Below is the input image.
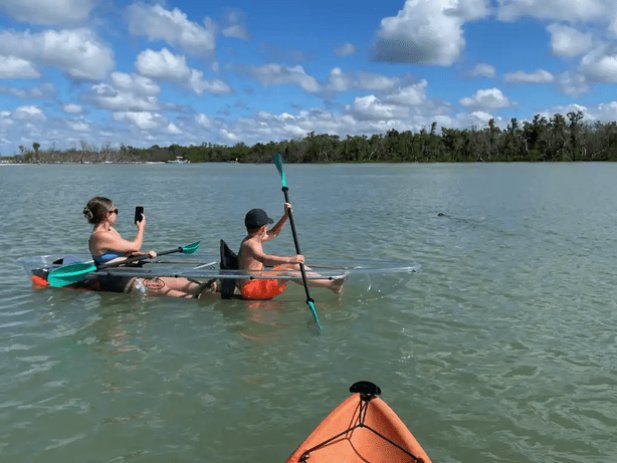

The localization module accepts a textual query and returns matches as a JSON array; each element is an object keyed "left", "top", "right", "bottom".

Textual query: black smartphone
[{"left": 134, "top": 206, "right": 144, "bottom": 223}]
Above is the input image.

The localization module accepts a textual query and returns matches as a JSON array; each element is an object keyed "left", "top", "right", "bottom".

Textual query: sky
[{"left": 1, "top": 0, "right": 617, "bottom": 156}]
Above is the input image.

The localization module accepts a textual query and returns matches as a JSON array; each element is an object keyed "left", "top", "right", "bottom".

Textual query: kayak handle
[{"left": 350, "top": 381, "right": 381, "bottom": 400}]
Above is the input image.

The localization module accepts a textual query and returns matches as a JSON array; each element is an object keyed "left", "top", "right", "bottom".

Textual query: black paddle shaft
[
  {"left": 282, "top": 188, "right": 302, "bottom": 254},
  {"left": 97, "top": 246, "right": 184, "bottom": 270},
  {"left": 282, "top": 187, "right": 313, "bottom": 302}
]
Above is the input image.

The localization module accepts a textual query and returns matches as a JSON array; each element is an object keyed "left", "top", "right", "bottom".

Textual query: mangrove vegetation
[{"left": 7, "top": 111, "right": 617, "bottom": 164}]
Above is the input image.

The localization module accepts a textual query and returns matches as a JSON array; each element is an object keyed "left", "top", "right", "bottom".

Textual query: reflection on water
[{"left": 1, "top": 163, "right": 617, "bottom": 462}]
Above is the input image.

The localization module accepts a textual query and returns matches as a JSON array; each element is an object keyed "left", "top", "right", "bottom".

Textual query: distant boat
[{"left": 166, "top": 156, "right": 190, "bottom": 164}]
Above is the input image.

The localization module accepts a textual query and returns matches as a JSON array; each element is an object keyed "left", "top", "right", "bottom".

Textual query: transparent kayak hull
[{"left": 17, "top": 254, "right": 418, "bottom": 300}]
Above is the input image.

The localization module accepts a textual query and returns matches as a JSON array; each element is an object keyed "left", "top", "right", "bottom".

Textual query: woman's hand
[
  {"left": 136, "top": 213, "right": 147, "bottom": 230},
  {"left": 147, "top": 250, "right": 157, "bottom": 258}
]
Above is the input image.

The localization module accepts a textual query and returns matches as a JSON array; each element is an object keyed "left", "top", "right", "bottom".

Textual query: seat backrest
[{"left": 220, "top": 239, "right": 238, "bottom": 299}]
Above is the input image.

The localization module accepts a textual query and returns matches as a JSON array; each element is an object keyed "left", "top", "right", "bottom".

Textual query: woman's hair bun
[{"left": 83, "top": 207, "right": 94, "bottom": 222}]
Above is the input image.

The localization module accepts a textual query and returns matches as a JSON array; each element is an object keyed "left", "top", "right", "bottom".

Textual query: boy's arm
[
  {"left": 243, "top": 240, "right": 303, "bottom": 267},
  {"left": 265, "top": 203, "right": 291, "bottom": 241}
]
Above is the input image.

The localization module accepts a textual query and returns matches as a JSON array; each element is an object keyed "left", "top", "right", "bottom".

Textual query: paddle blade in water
[{"left": 307, "top": 300, "right": 322, "bottom": 331}]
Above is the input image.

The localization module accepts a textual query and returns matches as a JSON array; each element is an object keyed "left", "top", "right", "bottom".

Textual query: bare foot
[
  {"left": 330, "top": 276, "right": 345, "bottom": 295},
  {"left": 195, "top": 279, "right": 218, "bottom": 299}
]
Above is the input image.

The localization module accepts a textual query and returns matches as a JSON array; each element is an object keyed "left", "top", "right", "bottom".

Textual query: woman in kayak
[
  {"left": 83, "top": 196, "right": 213, "bottom": 298},
  {"left": 237, "top": 203, "right": 344, "bottom": 300}
]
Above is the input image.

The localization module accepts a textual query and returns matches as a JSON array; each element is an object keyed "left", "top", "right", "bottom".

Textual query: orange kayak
[{"left": 286, "top": 381, "right": 432, "bottom": 463}]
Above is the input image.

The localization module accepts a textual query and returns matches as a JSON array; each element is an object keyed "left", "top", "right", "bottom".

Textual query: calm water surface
[{"left": 1, "top": 163, "right": 616, "bottom": 462}]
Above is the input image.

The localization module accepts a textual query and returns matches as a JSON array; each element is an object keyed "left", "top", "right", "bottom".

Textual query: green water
[{"left": 1, "top": 163, "right": 616, "bottom": 462}]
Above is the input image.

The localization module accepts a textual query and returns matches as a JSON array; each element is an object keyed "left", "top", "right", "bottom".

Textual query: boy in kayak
[{"left": 237, "top": 203, "right": 344, "bottom": 300}]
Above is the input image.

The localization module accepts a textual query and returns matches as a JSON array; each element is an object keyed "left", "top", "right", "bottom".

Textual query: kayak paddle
[
  {"left": 273, "top": 153, "right": 321, "bottom": 330},
  {"left": 48, "top": 240, "right": 201, "bottom": 288}
]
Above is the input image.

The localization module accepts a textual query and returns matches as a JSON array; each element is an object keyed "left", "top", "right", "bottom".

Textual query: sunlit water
[{"left": 1, "top": 162, "right": 616, "bottom": 462}]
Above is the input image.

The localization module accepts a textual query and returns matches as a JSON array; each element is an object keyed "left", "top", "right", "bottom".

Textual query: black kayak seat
[{"left": 219, "top": 239, "right": 238, "bottom": 299}]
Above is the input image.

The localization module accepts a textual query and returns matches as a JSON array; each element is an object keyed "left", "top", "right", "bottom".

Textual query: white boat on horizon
[{"left": 166, "top": 156, "right": 190, "bottom": 164}]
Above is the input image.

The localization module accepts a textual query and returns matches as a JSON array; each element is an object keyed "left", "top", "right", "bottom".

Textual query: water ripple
[{"left": 1, "top": 164, "right": 617, "bottom": 462}]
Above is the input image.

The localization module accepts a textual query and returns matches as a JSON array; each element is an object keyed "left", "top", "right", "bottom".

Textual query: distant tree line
[{"left": 9, "top": 111, "right": 617, "bottom": 164}]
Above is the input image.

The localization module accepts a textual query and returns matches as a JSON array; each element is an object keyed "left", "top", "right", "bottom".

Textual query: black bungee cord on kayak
[{"left": 297, "top": 381, "right": 425, "bottom": 463}]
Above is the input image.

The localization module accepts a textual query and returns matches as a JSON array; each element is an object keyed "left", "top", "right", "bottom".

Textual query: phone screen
[{"left": 134, "top": 206, "right": 144, "bottom": 223}]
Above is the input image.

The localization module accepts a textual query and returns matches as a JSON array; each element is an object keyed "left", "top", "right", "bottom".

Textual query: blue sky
[{"left": 1, "top": 0, "right": 617, "bottom": 155}]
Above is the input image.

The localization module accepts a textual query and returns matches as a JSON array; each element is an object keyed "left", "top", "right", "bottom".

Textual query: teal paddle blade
[
  {"left": 307, "top": 300, "right": 322, "bottom": 331},
  {"left": 46, "top": 240, "right": 200, "bottom": 288},
  {"left": 180, "top": 240, "right": 200, "bottom": 255},
  {"left": 48, "top": 262, "right": 97, "bottom": 288},
  {"left": 273, "top": 153, "right": 287, "bottom": 189}
]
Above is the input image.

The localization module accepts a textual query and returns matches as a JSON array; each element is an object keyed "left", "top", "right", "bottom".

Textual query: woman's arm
[{"left": 92, "top": 217, "right": 147, "bottom": 254}]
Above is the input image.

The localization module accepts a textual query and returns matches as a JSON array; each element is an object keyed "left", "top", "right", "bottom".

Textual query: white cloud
[
  {"left": 195, "top": 113, "right": 212, "bottom": 128},
  {"left": 136, "top": 48, "right": 231, "bottom": 95},
  {"left": 0, "top": 83, "right": 54, "bottom": 98},
  {"left": 87, "top": 72, "right": 159, "bottom": 111},
  {"left": 0, "top": 55, "right": 39, "bottom": 78},
  {"left": 126, "top": 3, "right": 216, "bottom": 55},
  {"left": 334, "top": 43, "right": 356, "bottom": 57},
  {"left": 249, "top": 64, "right": 320, "bottom": 93},
  {"left": 221, "top": 9, "right": 249, "bottom": 39},
  {"left": 557, "top": 71, "right": 589, "bottom": 96},
  {"left": 504, "top": 69, "right": 554, "bottom": 83},
  {"left": 386, "top": 81, "right": 428, "bottom": 106},
  {"left": 220, "top": 128, "right": 239, "bottom": 141},
  {"left": 445, "top": 0, "right": 491, "bottom": 20},
  {"left": 222, "top": 25, "right": 248, "bottom": 40},
  {"left": 66, "top": 119, "right": 90, "bottom": 131},
  {"left": 111, "top": 72, "right": 159, "bottom": 97},
  {"left": 13, "top": 105, "right": 46, "bottom": 121},
  {"left": 188, "top": 70, "right": 231, "bottom": 95},
  {"left": 374, "top": 0, "right": 489, "bottom": 65},
  {"left": 136, "top": 48, "right": 191, "bottom": 80},
  {"left": 611, "top": 16, "right": 617, "bottom": 37},
  {"left": 0, "top": 0, "right": 96, "bottom": 25},
  {"left": 469, "top": 110, "right": 494, "bottom": 124},
  {"left": 167, "top": 122, "right": 182, "bottom": 134},
  {"left": 357, "top": 72, "right": 399, "bottom": 91},
  {"left": 595, "top": 101, "right": 617, "bottom": 119},
  {"left": 227, "top": 109, "right": 348, "bottom": 143},
  {"left": 470, "top": 63, "right": 496, "bottom": 78},
  {"left": 63, "top": 104, "right": 82, "bottom": 114},
  {"left": 113, "top": 111, "right": 166, "bottom": 131},
  {"left": 0, "top": 29, "right": 114, "bottom": 80},
  {"left": 347, "top": 95, "right": 407, "bottom": 121},
  {"left": 497, "top": 0, "right": 608, "bottom": 22},
  {"left": 324, "top": 68, "right": 354, "bottom": 93},
  {"left": 547, "top": 24, "right": 593, "bottom": 57},
  {"left": 460, "top": 88, "right": 511, "bottom": 109},
  {"left": 323, "top": 68, "right": 400, "bottom": 93},
  {"left": 579, "top": 48, "right": 617, "bottom": 82}
]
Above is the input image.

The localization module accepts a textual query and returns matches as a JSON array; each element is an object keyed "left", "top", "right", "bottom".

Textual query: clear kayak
[
  {"left": 287, "top": 381, "right": 432, "bottom": 463},
  {"left": 17, "top": 254, "right": 418, "bottom": 299}
]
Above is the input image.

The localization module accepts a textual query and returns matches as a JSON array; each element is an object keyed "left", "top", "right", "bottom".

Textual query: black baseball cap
[{"left": 244, "top": 208, "right": 274, "bottom": 228}]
